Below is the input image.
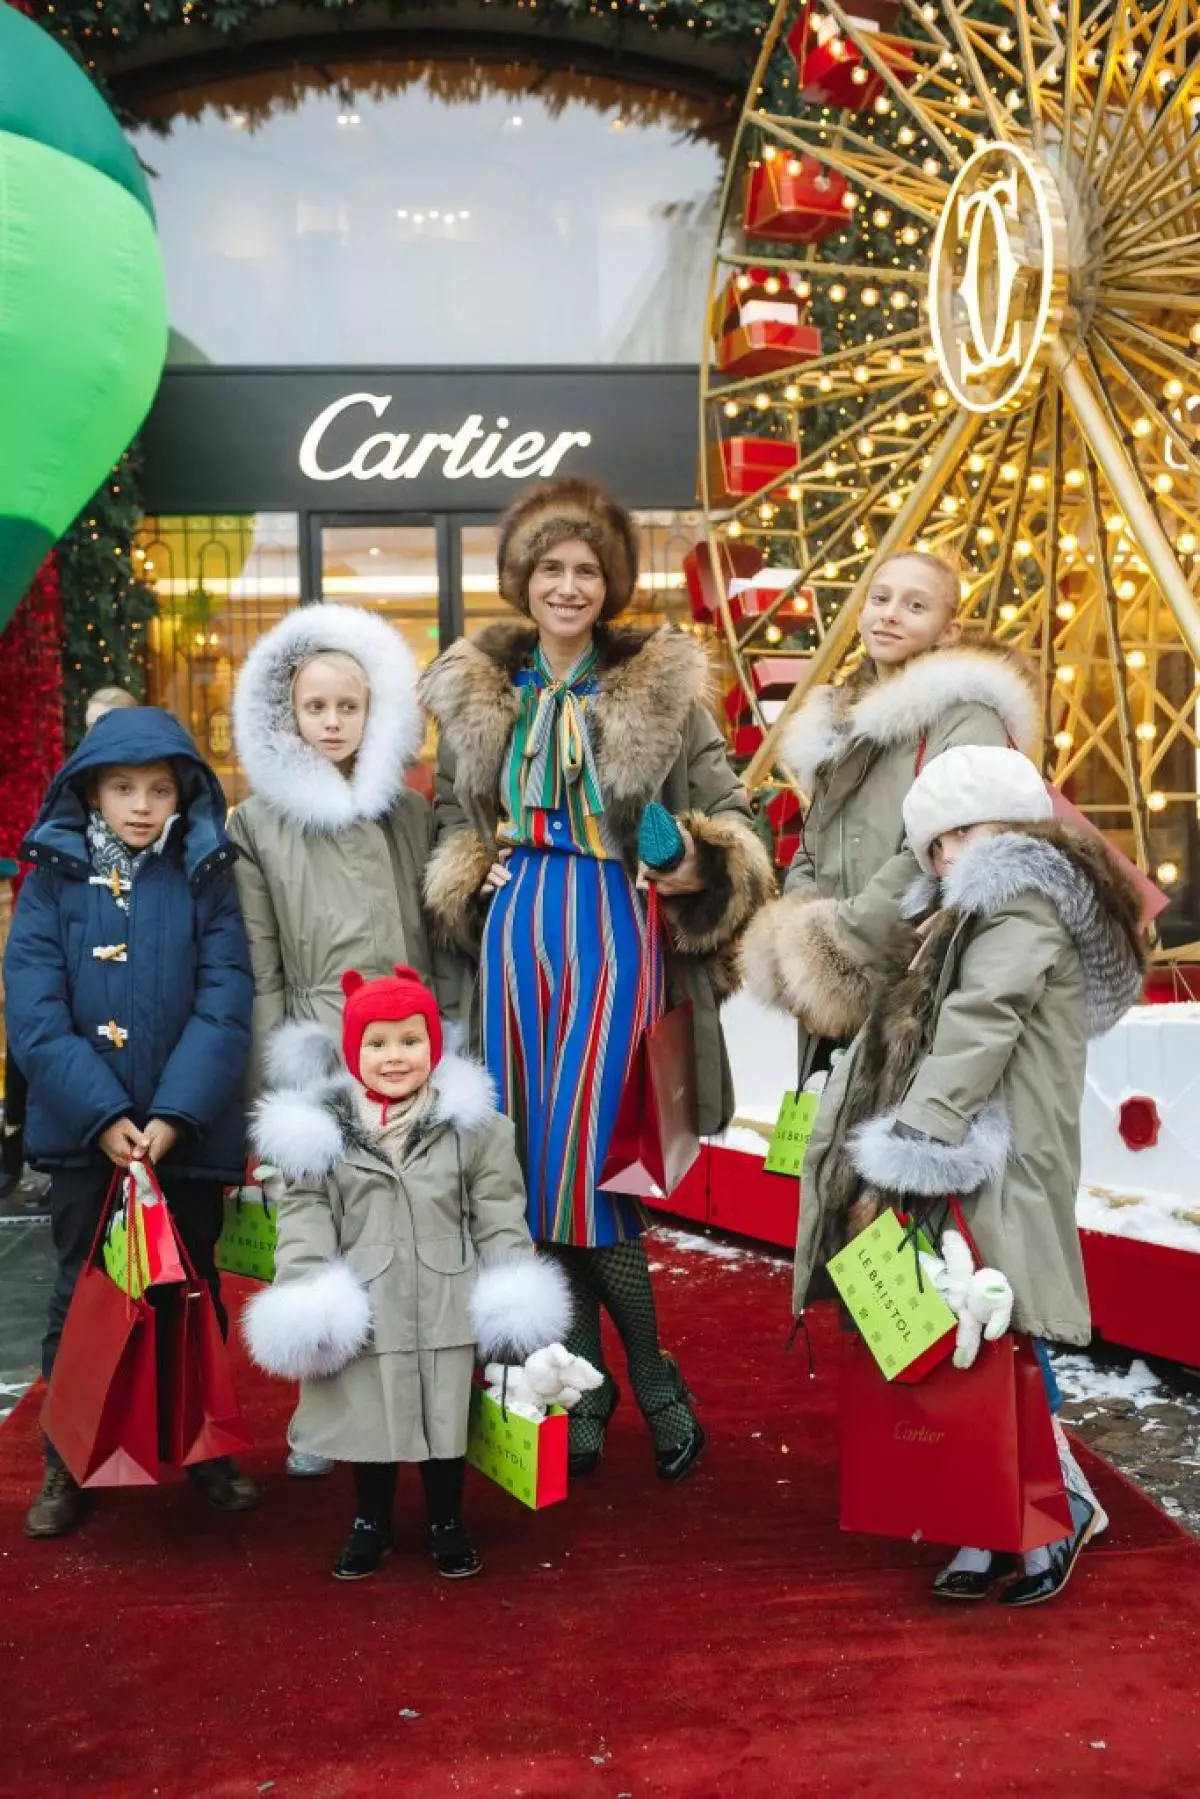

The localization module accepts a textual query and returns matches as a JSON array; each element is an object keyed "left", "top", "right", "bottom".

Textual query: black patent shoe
[
  {"left": 567, "top": 1378, "right": 621, "bottom": 1478},
  {"left": 332, "top": 1517, "right": 394, "bottom": 1581},
  {"left": 429, "top": 1519, "right": 483, "bottom": 1579},
  {"left": 932, "top": 1552, "right": 1018, "bottom": 1600},
  {"left": 646, "top": 1354, "right": 705, "bottom": 1482},
  {"left": 1000, "top": 1494, "right": 1098, "bottom": 1609}
]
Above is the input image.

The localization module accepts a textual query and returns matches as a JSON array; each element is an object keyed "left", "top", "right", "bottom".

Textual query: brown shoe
[
  {"left": 188, "top": 1457, "right": 261, "bottom": 1513},
  {"left": 25, "top": 1464, "right": 85, "bottom": 1539}
]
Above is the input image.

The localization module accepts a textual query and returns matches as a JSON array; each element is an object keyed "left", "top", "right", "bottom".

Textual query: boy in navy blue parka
[{"left": 4, "top": 707, "right": 258, "bottom": 1537}]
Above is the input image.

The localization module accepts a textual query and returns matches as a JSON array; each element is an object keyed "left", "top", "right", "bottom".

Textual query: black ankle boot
[
  {"left": 332, "top": 1517, "right": 393, "bottom": 1581},
  {"left": 429, "top": 1519, "right": 483, "bottom": 1579},
  {"left": 644, "top": 1354, "right": 705, "bottom": 1482},
  {"left": 567, "top": 1378, "right": 621, "bottom": 1478}
]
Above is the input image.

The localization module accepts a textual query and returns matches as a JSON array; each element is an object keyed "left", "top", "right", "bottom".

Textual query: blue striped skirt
[{"left": 480, "top": 848, "right": 659, "bottom": 1248}]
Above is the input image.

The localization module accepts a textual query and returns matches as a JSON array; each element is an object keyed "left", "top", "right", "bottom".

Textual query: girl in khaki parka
[
  {"left": 794, "top": 747, "right": 1146, "bottom": 1609},
  {"left": 244, "top": 966, "right": 574, "bottom": 1582},
  {"left": 229, "top": 602, "right": 462, "bottom": 1477},
  {"left": 229, "top": 602, "right": 461, "bottom": 1088},
  {"left": 742, "top": 552, "right": 1039, "bottom": 1077}
]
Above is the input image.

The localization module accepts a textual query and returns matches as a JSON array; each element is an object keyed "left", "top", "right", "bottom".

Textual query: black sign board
[{"left": 140, "top": 366, "right": 701, "bottom": 515}]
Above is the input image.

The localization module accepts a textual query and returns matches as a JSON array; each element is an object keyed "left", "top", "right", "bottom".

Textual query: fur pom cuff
[
  {"left": 739, "top": 891, "right": 871, "bottom": 1035},
  {"left": 468, "top": 1253, "right": 572, "bottom": 1362},
  {"left": 849, "top": 1104, "right": 1012, "bottom": 1198},
  {"left": 243, "top": 1261, "right": 371, "bottom": 1379},
  {"left": 252, "top": 1085, "right": 347, "bottom": 1183},
  {"left": 663, "top": 812, "right": 776, "bottom": 958},
  {"left": 424, "top": 828, "right": 493, "bottom": 953}
]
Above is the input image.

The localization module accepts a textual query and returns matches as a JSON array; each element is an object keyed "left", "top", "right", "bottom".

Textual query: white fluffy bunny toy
[
  {"left": 919, "top": 1230, "right": 1014, "bottom": 1370},
  {"left": 484, "top": 1345, "right": 605, "bottom": 1423}
]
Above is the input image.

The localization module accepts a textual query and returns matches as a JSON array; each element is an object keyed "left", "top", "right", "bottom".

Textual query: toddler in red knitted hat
[{"left": 244, "top": 965, "right": 599, "bottom": 1582}]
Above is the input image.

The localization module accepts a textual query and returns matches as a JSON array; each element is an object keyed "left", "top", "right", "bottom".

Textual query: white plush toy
[
  {"left": 483, "top": 1345, "right": 604, "bottom": 1421},
  {"left": 919, "top": 1230, "right": 1014, "bottom": 1370}
]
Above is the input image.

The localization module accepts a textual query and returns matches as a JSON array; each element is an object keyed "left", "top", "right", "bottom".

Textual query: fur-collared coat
[
  {"left": 742, "top": 644, "right": 1039, "bottom": 1046},
  {"left": 419, "top": 623, "right": 775, "bottom": 1136},
  {"left": 794, "top": 823, "right": 1147, "bottom": 1344},
  {"left": 243, "top": 1024, "right": 569, "bottom": 1464},
  {"left": 227, "top": 604, "right": 463, "bottom": 1092}
]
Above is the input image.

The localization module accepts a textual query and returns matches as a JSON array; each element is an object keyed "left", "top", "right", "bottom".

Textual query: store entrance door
[{"left": 307, "top": 514, "right": 506, "bottom": 675}]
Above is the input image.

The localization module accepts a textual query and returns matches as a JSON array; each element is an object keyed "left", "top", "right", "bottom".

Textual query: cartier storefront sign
[{"left": 141, "top": 367, "right": 700, "bottom": 514}]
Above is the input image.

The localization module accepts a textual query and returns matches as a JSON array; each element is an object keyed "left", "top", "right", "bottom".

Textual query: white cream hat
[{"left": 903, "top": 744, "right": 1053, "bottom": 873}]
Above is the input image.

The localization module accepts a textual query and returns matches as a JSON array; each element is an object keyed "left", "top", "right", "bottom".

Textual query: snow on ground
[{"left": 1051, "top": 1352, "right": 1165, "bottom": 1408}]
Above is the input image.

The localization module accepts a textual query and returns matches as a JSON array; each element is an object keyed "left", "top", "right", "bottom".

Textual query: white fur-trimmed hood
[
  {"left": 233, "top": 603, "right": 422, "bottom": 832},
  {"left": 252, "top": 1021, "right": 498, "bottom": 1182},
  {"left": 783, "top": 645, "right": 1038, "bottom": 789},
  {"left": 902, "top": 824, "right": 1147, "bottom": 1037}
]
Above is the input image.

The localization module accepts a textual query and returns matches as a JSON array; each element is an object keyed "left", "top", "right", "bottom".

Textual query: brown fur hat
[{"left": 496, "top": 477, "right": 639, "bottom": 619}]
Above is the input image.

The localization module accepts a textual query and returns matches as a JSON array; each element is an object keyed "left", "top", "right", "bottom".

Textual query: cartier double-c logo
[
  {"left": 956, "top": 171, "right": 1022, "bottom": 379},
  {"left": 929, "top": 142, "right": 1067, "bottom": 414}
]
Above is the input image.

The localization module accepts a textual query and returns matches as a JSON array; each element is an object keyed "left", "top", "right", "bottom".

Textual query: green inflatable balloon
[{"left": 0, "top": 8, "right": 168, "bottom": 628}]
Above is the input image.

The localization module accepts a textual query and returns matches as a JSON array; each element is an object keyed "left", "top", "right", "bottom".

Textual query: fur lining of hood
[
  {"left": 252, "top": 1022, "right": 498, "bottom": 1182},
  {"left": 419, "top": 622, "right": 710, "bottom": 808},
  {"left": 783, "top": 644, "right": 1039, "bottom": 790},
  {"left": 233, "top": 604, "right": 422, "bottom": 832},
  {"left": 904, "top": 821, "right": 1148, "bottom": 1037}
]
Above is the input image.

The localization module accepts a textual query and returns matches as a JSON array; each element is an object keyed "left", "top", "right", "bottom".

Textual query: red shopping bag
[
  {"left": 838, "top": 1331, "right": 1073, "bottom": 1552},
  {"left": 599, "top": 886, "right": 701, "bottom": 1198},
  {"left": 41, "top": 1175, "right": 160, "bottom": 1487},
  {"left": 102, "top": 1160, "right": 187, "bottom": 1297},
  {"left": 158, "top": 1246, "right": 253, "bottom": 1468}
]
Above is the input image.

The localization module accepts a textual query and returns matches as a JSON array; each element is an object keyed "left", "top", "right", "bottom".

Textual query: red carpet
[{"left": 2, "top": 1235, "right": 1199, "bottom": 1798}]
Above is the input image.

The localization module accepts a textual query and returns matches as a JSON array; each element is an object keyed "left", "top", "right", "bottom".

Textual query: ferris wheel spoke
[
  {"left": 1092, "top": 331, "right": 1200, "bottom": 484},
  {"left": 1076, "top": 0, "right": 1135, "bottom": 174},
  {"left": 1080, "top": 447, "right": 1155, "bottom": 866},
  {"left": 1102, "top": 118, "right": 1200, "bottom": 235},
  {"left": 938, "top": 3, "right": 1015, "bottom": 142},
  {"left": 1093, "top": 0, "right": 1189, "bottom": 201},
  {"left": 818, "top": 0, "right": 965, "bottom": 167},
  {"left": 747, "top": 114, "right": 944, "bottom": 223},
  {"left": 1107, "top": 177, "right": 1200, "bottom": 261},
  {"left": 1098, "top": 308, "right": 1200, "bottom": 385}
]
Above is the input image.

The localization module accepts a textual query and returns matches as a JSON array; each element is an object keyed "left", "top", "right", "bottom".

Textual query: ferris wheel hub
[{"left": 928, "top": 141, "right": 1071, "bottom": 416}]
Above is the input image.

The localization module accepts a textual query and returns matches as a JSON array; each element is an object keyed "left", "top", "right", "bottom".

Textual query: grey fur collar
[
  {"left": 419, "top": 622, "right": 709, "bottom": 809},
  {"left": 783, "top": 645, "right": 1038, "bottom": 789},
  {"left": 252, "top": 1022, "right": 497, "bottom": 1182},
  {"left": 233, "top": 604, "right": 423, "bottom": 832},
  {"left": 903, "top": 825, "right": 1146, "bottom": 1036}
]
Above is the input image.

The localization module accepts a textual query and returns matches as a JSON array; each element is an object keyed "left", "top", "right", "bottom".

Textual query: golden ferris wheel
[{"left": 699, "top": 0, "right": 1200, "bottom": 900}]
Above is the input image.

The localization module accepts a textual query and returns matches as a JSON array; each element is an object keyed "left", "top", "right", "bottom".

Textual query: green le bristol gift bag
[
  {"left": 215, "top": 1167, "right": 278, "bottom": 1283},
  {"left": 466, "top": 1381, "right": 568, "bottom": 1510},
  {"left": 827, "top": 1207, "right": 956, "bottom": 1382},
  {"left": 764, "top": 1091, "right": 821, "bottom": 1177}
]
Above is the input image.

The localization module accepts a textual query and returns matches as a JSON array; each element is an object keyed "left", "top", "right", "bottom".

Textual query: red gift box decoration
[
  {"left": 683, "top": 538, "right": 763, "bottom": 622},
  {"left": 786, "top": 3, "right": 916, "bottom": 110},
  {"left": 727, "top": 568, "right": 815, "bottom": 626},
  {"left": 751, "top": 655, "right": 808, "bottom": 700},
  {"left": 743, "top": 154, "right": 852, "bottom": 245},
  {"left": 714, "top": 269, "right": 823, "bottom": 378},
  {"left": 766, "top": 789, "right": 802, "bottom": 835},
  {"left": 707, "top": 436, "right": 798, "bottom": 503}
]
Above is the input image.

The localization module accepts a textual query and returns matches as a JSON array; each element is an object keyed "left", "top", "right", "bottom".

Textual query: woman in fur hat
[
  {"left": 420, "top": 478, "right": 774, "bottom": 1480},
  {"left": 229, "top": 603, "right": 461, "bottom": 1476},
  {"left": 742, "top": 551, "right": 1039, "bottom": 1081},
  {"left": 798, "top": 746, "right": 1147, "bottom": 1606}
]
